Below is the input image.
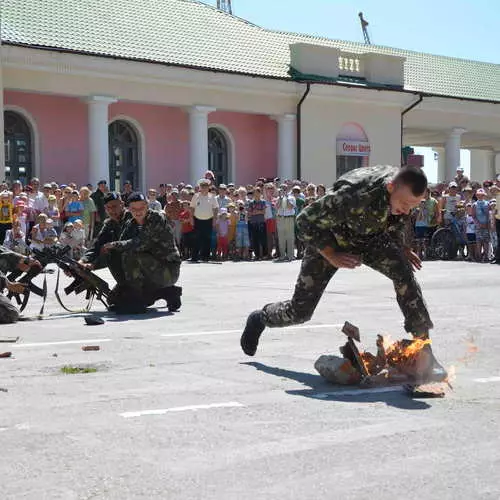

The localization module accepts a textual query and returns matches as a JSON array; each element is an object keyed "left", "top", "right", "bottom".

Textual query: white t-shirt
[
  {"left": 276, "top": 195, "right": 296, "bottom": 217},
  {"left": 466, "top": 215, "right": 476, "bottom": 234},
  {"left": 190, "top": 193, "right": 219, "bottom": 220},
  {"left": 33, "top": 195, "right": 49, "bottom": 213}
]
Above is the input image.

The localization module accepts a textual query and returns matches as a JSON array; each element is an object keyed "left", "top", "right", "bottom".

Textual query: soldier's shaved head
[
  {"left": 387, "top": 166, "right": 428, "bottom": 216},
  {"left": 392, "top": 166, "right": 428, "bottom": 196}
]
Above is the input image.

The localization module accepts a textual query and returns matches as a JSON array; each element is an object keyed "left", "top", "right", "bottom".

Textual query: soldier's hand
[
  {"left": 78, "top": 261, "right": 94, "bottom": 270},
  {"left": 404, "top": 248, "right": 422, "bottom": 271},
  {"left": 320, "top": 247, "right": 361, "bottom": 269},
  {"left": 101, "top": 242, "right": 116, "bottom": 254},
  {"left": 17, "top": 257, "right": 41, "bottom": 272},
  {"left": 6, "top": 280, "right": 27, "bottom": 294}
]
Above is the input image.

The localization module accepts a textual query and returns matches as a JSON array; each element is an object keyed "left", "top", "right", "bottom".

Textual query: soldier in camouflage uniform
[
  {"left": 99, "top": 192, "right": 182, "bottom": 313},
  {"left": 80, "top": 192, "right": 131, "bottom": 285},
  {"left": 241, "top": 165, "right": 446, "bottom": 380},
  {"left": 0, "top": 246, "right": 40, "bottom": 323},
  {"left": 81, "top": 192, "right": 182, "bottom": 313}
]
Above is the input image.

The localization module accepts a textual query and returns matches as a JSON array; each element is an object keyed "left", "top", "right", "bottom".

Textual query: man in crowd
[
  {"left": 157, "top": 184, "right": 168, "bottom": 209},
  {"left": 276, "top": 184, "right": 296, "bottom": 261},
  {"left": 488, "top": 175, "right": 500, "bottom": 264},
  {"left": 190, "top": 179, "right": 219, "bottom": 262},
  {"left": 91, "top": 180, "right": 108, "bottom": 234},
  {"left": 0, "top": 246, "right": 40, "bottom": 323},
  {"left": 240, "top": 165, "right": 447, "bottom": 382},
  {"left": 121, "top": 180, "right": 133, "bottom": 206}
]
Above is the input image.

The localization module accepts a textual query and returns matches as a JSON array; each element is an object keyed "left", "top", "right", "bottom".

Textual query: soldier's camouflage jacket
[
  {"left": 296, "top": 165, "right": 409, "bottom": 251},
  {"left": 113, "top": 209, "right": 181, "bottom": 264},
  {"left": 82, "top": 211, "right": 132, "bottom": 267}
]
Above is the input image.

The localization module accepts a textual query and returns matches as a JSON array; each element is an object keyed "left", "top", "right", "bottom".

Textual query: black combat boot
[
  {"left": 240, "top": 310, "right": 266, "bottom": 356},
  {"left": 155, "top": 286, "right": 182, "bottom": 312},
  {"left": 107, "top": 285, "right": 148, "bottom": 314}
]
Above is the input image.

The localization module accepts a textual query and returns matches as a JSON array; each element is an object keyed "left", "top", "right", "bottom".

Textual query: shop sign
[{"left": 337, "top": 140, "right": 371, "bottom": 157}]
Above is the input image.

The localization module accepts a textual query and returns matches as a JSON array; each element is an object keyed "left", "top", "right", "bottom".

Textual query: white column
[
  {"left": 433, "top": 147, "right": 446, "bottom": 183},
  {"left": 273, "top": 114, "right": 297, "bottom": 181},
  {"left": 0, "top": 41, "right": 5, "bottom": 182},
  {"left": 487, "top": 151, "right": 497, "bottom": 179},
  {"left": 445, "top": 128, "right": 466, "bottom": 182},
  {"left": 189, "top": 105, "right": 215, "bottom": 183},
  {"left": 86, "top": 96, "right": 117, "bottom": 186},
  {"left": 469, "top": 150, "right": 497, "bottom": 182}
]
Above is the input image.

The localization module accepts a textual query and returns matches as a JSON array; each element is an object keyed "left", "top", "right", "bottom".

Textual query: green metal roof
[{"left": 2, "top": 0, "right": 500, "bottom": 102}]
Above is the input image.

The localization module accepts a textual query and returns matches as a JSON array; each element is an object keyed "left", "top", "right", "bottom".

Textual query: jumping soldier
[
  {"left": 240, "top": 165, "right": 446, "bottom": 381},
  {"left": 0, "top": 246, "right": 40, "bottom": 324}
]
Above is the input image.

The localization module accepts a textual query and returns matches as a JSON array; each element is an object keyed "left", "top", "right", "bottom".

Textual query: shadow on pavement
[
  {"left": 23, "top": 308, "right": 175, "bottom": 323},
  {"left": 97, "top": 309, "right": 174, "bottom": 322},
  {"left": 242, "top": 361, "right": 431, "bottom": 411}
]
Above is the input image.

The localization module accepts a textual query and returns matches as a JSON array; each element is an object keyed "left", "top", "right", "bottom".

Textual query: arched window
[
  {"left": 4, "top": 111, "right": 33, "bottom": 183},
  {"left": 336, "top": 122, "right": 370, "bottom": 179},
  {"left": 109, "top": 120, "right": 139, "bottom": 191},
  {"left": 208, "top": 127, "right": 229, "bottom": 185}
]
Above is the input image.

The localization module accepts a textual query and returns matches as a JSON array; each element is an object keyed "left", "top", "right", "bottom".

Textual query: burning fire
[
  {"left": 385, "top": 337, "right": 431, "bottom": 368},
  {"left": 358, "top": 336, "right": 432, "bottom": 377}
]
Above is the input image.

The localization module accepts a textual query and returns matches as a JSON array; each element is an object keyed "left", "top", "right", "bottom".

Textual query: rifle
[
  {"left": 31, "top": 245, "right": 111, "bottom": 312},
  {"left": 6, "top": 251, "right": 54, "bottom": 313}
]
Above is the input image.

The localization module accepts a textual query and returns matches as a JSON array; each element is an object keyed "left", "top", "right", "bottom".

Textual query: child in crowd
[
  {"left": 465, "top": 203, "right": 478, "bottom": 262},
  {"left": 3, "top": 219, "right": 29, "bottom": 255},
  {"left": 59, "top": 221, "right": 85, "bottom": 259},
  {"left": 473, "top": 188, "right": 490, "bottom": 262},
  {"left": 43, "top": 195, "right": 61, "bottom": 234},
  {"left": 235, "top": 200, "right": 250, "bottom": 260},
  {"left": 66, "top": 191, "right": 84, "bottom": 223},
  {"left": 179, "top": 200, "right": 194, "bottom": 260},
  {"left": 13, "top": 198, "right": 28, "bottom": 236},
  {"left": 227, "top": 203, "right": 237, "bottom": 259},
  {"left": 0, "top": 190, "right": 14, "bottom": 244},
  {"left": 72, "top": 219, "right": 86, "bottom": 258},
  {"left": 413, "top": 199, "right": 428, "bottom": 259},
  {"left": 30, "top": 214, "right": 58, "bottom": 252},
  {"left": 215, "top": 208, "right": 230, "bottom": 260},
  {"left": 147, "top": 189, "right": 163, "bottom": 212}
]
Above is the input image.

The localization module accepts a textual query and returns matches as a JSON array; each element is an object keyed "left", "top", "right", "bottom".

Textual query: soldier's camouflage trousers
[
  {"left": 0, "top": 295, "right": 19, "bottom": 324},
  {"left": 262, "top": 236, "right": 433, "bottom": 336},
  {"left": 108, "top": 251, "right": 180, "bottom": 290}
]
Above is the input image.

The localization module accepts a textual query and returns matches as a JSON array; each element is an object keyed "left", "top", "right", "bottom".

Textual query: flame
[{"left": 385, "top": 338, "right": 431, "bottom": 366}]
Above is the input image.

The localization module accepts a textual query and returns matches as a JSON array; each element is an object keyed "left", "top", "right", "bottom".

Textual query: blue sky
[
  {"left": 205, "top": 1, "right": 498, "bottom": 180},
  {"left": 206, "top": 0, "right": 499, "bottom": 63}
]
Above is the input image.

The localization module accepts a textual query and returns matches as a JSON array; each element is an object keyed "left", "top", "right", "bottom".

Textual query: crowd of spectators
[
  {"left": 0, "top": 165, "right": 499, "bottom": 265},
  {"left": 411, "top": 167, "right": 500, "bottom": 263}
]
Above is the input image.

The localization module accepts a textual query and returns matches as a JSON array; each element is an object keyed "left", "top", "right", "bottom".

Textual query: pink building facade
[{"left": 4, "top": 90, "right": 278, "bottom": 190}]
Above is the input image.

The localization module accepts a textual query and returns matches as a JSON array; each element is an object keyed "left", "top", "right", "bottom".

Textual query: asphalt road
[{"left": 1, "top": 259, "right": 499, "bottom": 500}]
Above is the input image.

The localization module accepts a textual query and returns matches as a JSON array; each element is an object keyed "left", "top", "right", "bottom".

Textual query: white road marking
[
  {"left": 474, "top": 376, "right": 500, "bottom": 383},
  {"left": 15, "top": 339, "right": 113, "bottom": 348},
  {"left": 161, "top": 323, "right": 343, "bottom": 338},
  {"left": 120, "top": 401, "right": 244, "bottom": 418},
  {"left": 312, "top": 386, "right": 405, "bottom": 399}
]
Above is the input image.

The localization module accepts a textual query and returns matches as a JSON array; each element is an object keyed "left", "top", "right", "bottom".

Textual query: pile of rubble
[{"left": 314, "top": 322, "right": 450, "bottom": 397}]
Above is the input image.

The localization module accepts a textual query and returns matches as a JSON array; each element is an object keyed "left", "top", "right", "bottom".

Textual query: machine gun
[{"left": 31, "top": 245, "right": 111, "bottom": 312}]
